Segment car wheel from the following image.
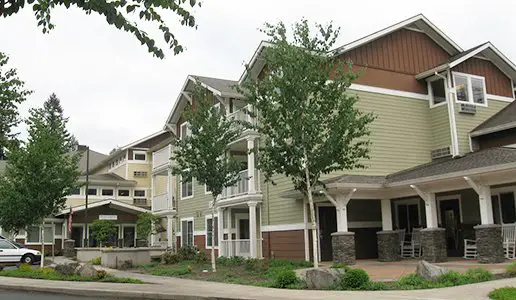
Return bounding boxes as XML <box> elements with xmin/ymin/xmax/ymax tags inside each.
<box><xmin>21</xmin><ymin>254</ymin><xmax>35</xmax><ymax>265</ymax></box>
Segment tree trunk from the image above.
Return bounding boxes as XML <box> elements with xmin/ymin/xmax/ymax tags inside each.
<box><xmin>40</xmin><ymin>224</ymin><xmax>45</xmax><ymax>268</ymax></box>
<box><xmin>211</xmin><ymin>198</ymin><xmax>217</xmax><ymax>272</ymax></box>
<box><xmin>303</xmin><ymin>157</ymin><xmax>319</xmax><ymax>268</ymax></box>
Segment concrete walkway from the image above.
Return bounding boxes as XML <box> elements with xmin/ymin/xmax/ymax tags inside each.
<box><xmin>1</xmin><ymin>267</ymin><xmax>515</xmax><ymax>300</ymax></box>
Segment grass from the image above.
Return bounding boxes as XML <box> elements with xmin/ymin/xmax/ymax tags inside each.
<box><xmin>489</xmin><ymin>287</ymin><xmax>516</xmax><ymax>300</ymax></box>
<box><xmin>0</xmin><ymin>266</ymin><xmax>143</xmax><ymax>284</ymax></box>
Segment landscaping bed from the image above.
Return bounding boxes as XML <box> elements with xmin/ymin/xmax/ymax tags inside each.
<box><xmin>489</xmin><ymin>287</ymin><xmax>516</xmax><ymax>300</ymax></box>
<box><xmin>0</xmin><ymin>263</ymin><xmax>143</xmax><ymax>284</ymax></box>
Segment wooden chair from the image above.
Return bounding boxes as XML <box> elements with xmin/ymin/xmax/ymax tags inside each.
<box><xmin>463</xmin><ymin>239</ymin><xmax>477</xmax><ymax>259</ymax></box>
<box><xmin>402</xmin><ymin>228</ymin><xmax>422</xmax><ymax>258</ymax></box>
<box><xmin>502</xmin><ymin>223</ymin><xmax>516</xmax><ymax>260</ymax></box>
<box><xmin>396</xmin><ymin>229</ymin><xmax>406</xmax><ymax>258</ymax></box>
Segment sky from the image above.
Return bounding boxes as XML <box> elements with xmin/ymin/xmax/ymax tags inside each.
<box><xmin>1</xmin><ymin>0</ymin><xmax>516</xmax><ymax>154</ymax></box>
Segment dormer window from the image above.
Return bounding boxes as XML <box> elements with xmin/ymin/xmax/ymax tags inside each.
<box><xmin>452</xmin><ymin>72</ymin><xmax>487</xmax><ymax>106</ymax></box>
<box><xmin>180</xmin><ymin>122</ymin><xmax>191</xmax><ymax>140</ymax></box>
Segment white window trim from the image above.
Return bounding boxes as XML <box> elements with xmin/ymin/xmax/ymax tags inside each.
<box><xmin>101</xmin><ymin>188</ymin><xmax>115</xmax><ymax>197</ymax></box>
<box><xmin>180</xmin><ymin>122</ymin><xmax>191</xmax><ymax>140</ymax></box>
<box><xmin>427</xmin><ymin>78</ymin><xmax>448</xmax><ymax>109</ymax></box>
<box><xmin>117</xmin><ymin>188</ymin><xmax>132</xmax><ymax>198</ymax></box>
<box><xmin>180</xmin><ymin>217</ymin><xmax>194</xmax><ymax>248</ymax></box>
<box><xmin>393</xmin><ymin>198</ymin><xmax>422</xmax><ymax>230</ymax></box>
<box><xmin>180</xmin><ymin>174</ymin><xmax>194</xmax><ymax>200</ymax></box>
<box><xmin>205</xmin><ymin>215</ymin><xmax>219</xmax><ymax>249</ymax></box>
<box><xmin>205</xmin><ymin>184</ymin><xmax>211</xmax><ymax>195</ymax></box>
<box><xmin>134</xmin><ymin>189</ymin><xmax>146</xmax><ymax>198</ymax></box>
<box><xmin>133</xmin><ymin>151</ymin><xmax>147</xmax><ymax>161</ymax></box>
<box><xmin>25</xmin><ymin>224</ymin><xmax>55</xmax><ymax>245</ymax></box>
<box><xmin>86</xmin><ymin>187</ymin><xmax>98</xmax><ymax>196</ymax></box>
<box><xmin>436</xmin><ymin>194</ymin><xmax>463</xmax><ymax>224</ymax></box>
<box><xmin>452</xmin><ymin>71</ymin><xmax>488</xmax><ymax>107</ymax></box>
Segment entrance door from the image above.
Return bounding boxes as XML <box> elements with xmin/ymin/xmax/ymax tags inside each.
<box><xmin>396</xmin><ymin>203</ymin><xmax>420</xmax><ymax>231</ymax></box>
<box><xmin>237</xmin><ymin>218</ymin><xmax>250</xmax><ymax>257</ymax></box>
<box><xmin>318</xmin><ymin>206</ymin><xmax>337</xmax><ymax>261</ymax></box>
<box><xmin>238</xmin><ymin>219</ymin><xmax>250</xmax><ymax>240</ymax></box>
<box><xmin>123</xmin><ymin>226</ymin><xmax>136</xmax><ymax>247</ymax></box>
<box><xmin>439</xmin><ymin>199</ymin><xmax>461</xmax><ymax>257</ymax></box>
<box><xmin>71</xmin><ymin>226</ymin><xmax>83</xmax><ymax>247</ymax></box>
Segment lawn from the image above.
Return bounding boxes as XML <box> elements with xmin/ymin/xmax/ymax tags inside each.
<box><xmin>489</xmin><ymin>287</ymin><xmax>516</xmax><ymax>300</ymax></box>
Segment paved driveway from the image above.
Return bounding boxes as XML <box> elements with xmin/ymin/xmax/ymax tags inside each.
<box><xmin>0</xmin><ymin>290</ymin><xmax>99</xmax><ymax>300</ymax></box>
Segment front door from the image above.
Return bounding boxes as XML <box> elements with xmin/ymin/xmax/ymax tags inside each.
<box><xmin>237</xmin><ymin>218</ymin><xmax>250</xmax><ymax>257</ymax></box>
<box><xmin>318</xmin><ymin>206</ymin><xmax>337</xmax><ymax>261</ymax></box>
<box><xmin>440</xmin><ymin>199</ymin><xmax>461</xmax><ymax>257</ymax></box>
<box><xmin>123</xmin><ymin>226</ymin><xmax>136</xmax><ymax>247</ymax></box>
<box><xmin>71</xmin><ymin>226</ymin><xmax>83</xmax><ymax>248</ymax></box>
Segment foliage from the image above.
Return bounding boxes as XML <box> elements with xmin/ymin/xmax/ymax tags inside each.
<box><xmin>90</xmin><ymin>257</ymin><xmax>101</xmax><ymax>266</ymax></box>
<box><xmin>330</xmin><ymin>262</ymin><xmax>350</xmax><ymax>271</ymax></box>
<box><xmin>0</xmin><ymin>93</ymin><xmax>80</xmax><ymax>236</ymax></box>
<box><xmin>136</xmin><ymin>212</ymin><xmax>163</xmax><ymax>240</ymax></box>
<box><xmin>54</xmin><ymin>262</ymin><xmax>79</xmax><ymax>276</ymax></box>
<box><xmin>89</xmin><ymin>220</ymin><xmax>118</xmax><ymax>247</ymax></box>
<box><xmin>0</xmin><ymin>52</ymin><xmax>32</xmax><ymax>155</ymax></box>
<box><xmin>194</xmin><ymin>251</ymin><xmax>209</xmax><ymax>264</ymax></box>
<box><xmin>239</xmin><ymin>19</ymin><xmax>375</xmax><ymax>266</ymax></box>
<box><xmin>437</xmin><ymin>271</ymin><xmax>470</xmax><ymax>286</ymax></box>
<box><xmin>489</xmin><ymin>287</ymin><xmax>516</xmax><ymax>300</ymax></box>
<box><xmin>177</xmin><ymin>246</ymin><xmax>197</xmax><ymax>261</ymax></box>
<box><xmin>267</xmin><ymin>259</ymin><xmax>313</xmax><ymax>269</ymax></box>
<box><xmin>465</xmin><ymin>268</ymin><xmax>493</xmax><ymax>283</ymax></box>
<box><xmin>396</xmin><ymin>274</ymin><xmax>427</xmax><ymax>288</ymax></box>
<box><xmin>505</xmin><ymin>261</ymin><xmax>516</xmax><ymax>276</ymax></box>
<box><xmin>162</xmin><ymin>252</ymin><xmax>180</xmax><ymax>265</ymax></box>
<box><xmin>364</xmin><ymin>281</ymin><xmax>391</xmax><ymax>291</ymax></box>
<box><xmin>1</xmin><ymin>0</ymin><xmax>201</xmax><ymax>58</ymax></box>
<box><xmin>244</xmin><ymin>258</ymin><xmax>269</xmax><ymax>273</ymax></box>
<box><xmin>18</xmin><ymin>263</ymin><xmax>33</xmax><ymax>272</ymax></box>
<box><xmin>216</xmin><ymin>256</ymin><xmax>245</xmax><ymax>266</ymax></box>
<box><xmin>151</xmin><ymin>267</ymin><xmax>190</xmax><ymax>276</ymax></box>
<box><xmin>272</xmin><ymin>268</ymin><xmax>298</xmax><ymax>288</ymax></box>
<box><xmin>339</xmin><ymin>268</ymin><xmax>370</xmax><ymax>289</ymax></box>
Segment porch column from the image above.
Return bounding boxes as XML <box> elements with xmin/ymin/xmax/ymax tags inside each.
<box><xmin>167</xmin><ymin>216</ymin><xmax>173</xmax><ymax>249</ymax></box>
<box><xmin>248</xmin><ymin>201</ymin><xmax>258</xmax><ymax>258</ymax></box>
<box><xmin>377</xmin><ymin>199</ymin><xmax>400</xmax><ymax>262</ymax></box>
<box><xmin>464</xmin><ymin>177</ymin><xmax>504</xmax><ymax>263</ymax></box>
<box><xmin>227</xmin><ymin>208</ymin><xmax>233</xmax><ymax>257</ymax></box>
<box><xmin>247</xmin><ymin>138</ymin><xmax>256</xmax><ymax>194</ymax></box>
<box><xmin>167</xmin><ymin>172</ymin><xmax>174</xmax><ymax>210</ymax></box>
<box><xmin>217</xmin><ymin>208</ymin><xmax>224</xmax><ymax>257</ymax></box>
<box><xmin>332</xmin><ymin>190</ymin><xmax>356</xmax><ymax>265</ymax></box>
<box><xmin>411</xmin><ymin>185</ymin><xmax>447</xmax><ymax>263</ymax></box>
<box><xmin>151</xmin><ymin>174</ymin><xmax>156</xmax><ymax>211</ymax></box>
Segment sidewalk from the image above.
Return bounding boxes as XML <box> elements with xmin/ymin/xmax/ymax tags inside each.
<box><xmin>1</xmin><ymin>267</ymin><xmax>515</xmax><ymax>300</ymax></box>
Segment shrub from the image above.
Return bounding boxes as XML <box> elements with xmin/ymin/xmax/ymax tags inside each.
<box><xmin>194</xmin><ymin>251</ymin><xmax>209</xmax><ymax>264</ymax></box>
<box><xmin>18</xmin><ymin>264</ymin><xmax>33</xmax><ymax>272</ymax></box>
<box><xmin>465</xmin><ymin>268</ymin><xmax>493</xmax><ymax>283</ymax></box>
<box><xmin>505</xmin><ymin>262</ymin><xmax>516</xmax><ymax>276</ymax></box>
<box><xmin>177</xmin><ymin>246</ymin><xmax>197</xmax><ymax>261</ymax></box>
<box><xmin>37</xmin><ymin>267</ymin><xmax>57</xmax><ymax>276</ymax></box>
<box><xmin>91</xmin><ymin>257</ymin><xmax>101</xmax><ymax>266</ymax></box>
<box><xmin>273</xmin><ymin>268</ymin><xmax>298</xmax><ymax>288</ymax></box>
<box><xmin>54</xmin><ymin>263</ymin><xmax>79</xmax><ymax>276</ymax></box>
<box><xmin>365</xmin><ymin>281</ymin><xmax>391</xmax><ymax>291</ymax></box>
<box><xmin>396</xmin><ymin>274</ymin><xmax>427</xmax><ymax>288</ymax></box>
<box><xmin>162</xmin><ymin>252</ymin><xmax>180</xmax><ymax>265</ymax></box>
<box><xmin>339</xmin><ymin>268</ymin><xmax>370</xmax><ymax>289</ymax></box>
<box><xmin>119</xmin><ymin>260</ymin><xmax>133</xmax><ymax>270</ymax></box>
<box><xmin>331</xmin><ymin>263</ymin><xmax>350</xmax><ymax>271</ymax></box>
<box><xmin>489</xmin><ymin>287</ymin><xmax>516</xmax><ymax>300</ymax></box>
<box><xmin>96</xmin><ymin>270</ymin><xmax>107</xmax><ymax>279</ymax></box>
<box><xmin>244</xmin><ymin>258</ymin><xmax>269</xmax><ymax>272</ymax></box>
<box><xmin>438</xmin><ymin>271</ymin><xmax>470</xmax><ymax>286</ymax></box>
<box><xmin>216</xmin><ymin>256</ymin><xmax>245</xmax><ymax>266</ymax></box>
<box><xmin>151</xmin><ymin>267</ymin><xmax>190</xmax><ymax>277</ymax></box>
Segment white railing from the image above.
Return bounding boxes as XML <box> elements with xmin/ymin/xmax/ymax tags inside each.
<box><xmin>220</xmin><ymin>239</ymin><xmax>251</xmax><ymax>257</ymax></box>
<box><xmin>223</xmin><ymin>170</ymin><xmax>250</xmax><ymax>198</ymax></box>
<box><xmin>152</xmin><ymin>193</ymin><xmax>173</xmax><ymax>212</ymax></box>
<box><xmin>228</xmin><ymin>106</ymin><xmax>248</xmax><ymax>122</ymax></box>
<box><xmin>152</xmin><ymin>146</ymin><xmax>171</xmax><ymax>170</ymax></box>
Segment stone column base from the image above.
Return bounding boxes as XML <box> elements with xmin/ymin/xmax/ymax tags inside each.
<box><xmin>64</xmin><ymin>239</ymin><xmax>75</xmax><ymax>258</ymax></box>
<box><xmin>377</xmin><ymin>231</ymin><xmax>401</xmax><ymax>262</ymax></box>
<box><xmin>421</xmin><ymin>228</ymin><xmax>447</xmax><ymax>263</ymax></box>
<box><xmin>332</xmin><ymin>232</ymin><xmax>355</xmax><ymax>265</ymax></box>
<box><xmin>475</xmin><ymin>224</ymin><xmax>504</xmax><ymax>264</ymax></box>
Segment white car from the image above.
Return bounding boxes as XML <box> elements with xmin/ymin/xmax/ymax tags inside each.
<box><xmin>0</xmin><ymin>238</ymin><xmax>41</xmax><ymax>267</ymax></box>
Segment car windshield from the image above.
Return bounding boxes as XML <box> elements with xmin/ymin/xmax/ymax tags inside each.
<box><xmin>11</xmin><ymin>241</ymin><xmax>26</xmax><ymax>248</ymax></box>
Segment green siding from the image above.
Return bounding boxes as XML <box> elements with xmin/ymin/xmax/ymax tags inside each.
<box><xmin>455</xmin><ymin>100</ymin><xmax>509</xmax><ymax>154</ymax></box>
<box><xmin>430</xmin><ymin>104</ymin><xmax>451</xmax><ymax>149</ymax></box>
<box><xmin>261</xmin><ymin>176</ymin><xmax>304</xmax><ymax>226</ymax></box>
<box><xmin>176</xmin><ymin>179</ymin><xmax>212</xmax><ymax>232</ymax></box>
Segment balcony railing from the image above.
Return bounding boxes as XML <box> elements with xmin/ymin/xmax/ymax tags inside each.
<box><xmin>152</xmin><ymin>146</ymin><xmax>171</xmax><ymax>170</ymax></box>
<box><xmin>219</xmin><ymin>239</ymin><xmax>263</xmax><ymax>258</ymax></box>
<box><xmin>152</xmin><ymin>192</ymin><xmax>175</xmax><ymax>212</ymax></box>
<box><xmin>228</xmin><ymin>105</ymin><xmax>256</xmax><ymax>128</ymax></box>
<box><xmin>222</xmin><ymin>169</ymin><xmax>259</xmax><ymax>199</ymax></box>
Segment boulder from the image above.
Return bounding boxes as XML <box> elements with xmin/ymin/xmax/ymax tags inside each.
<box><xmin>296</xmin><ymin>268</ymin><xmax>345</xmax><ymax>289</ymax></box>
<box><xmin>77</xmin><ymin>263</ymin><xmax>97</xmax><ymax>278</ymax></box>
<box><xmin>416</xmin><ymin>260</ymin><xmax>447</xmax><ymax>281</ymax></box>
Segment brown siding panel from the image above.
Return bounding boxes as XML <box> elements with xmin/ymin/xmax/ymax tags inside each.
<box><xmin>453</xmin><ymin>58</ymin><xmax>513</xmax><ymax>98</ymax></box>
<box><xmin>477</xmin><ymin>128</ymin><xmax>516</xmax><ymax>149</ymax></box>
<box><xmin>262</xmin><ymin>230</ymin><xmax>306</xmax><ymax>260</ymax></box>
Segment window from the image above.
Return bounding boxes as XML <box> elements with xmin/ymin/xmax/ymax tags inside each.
<box><xmin>133</xmin><ymin>151</ymin><xmax>147</xmax><ymax>161</ymax></box>
<box><xmin>101</xmin><ymin>189</ymin><xmax>114</xmax><ymax>196</ymax></box>
<box><xmin>205</xmin><ymin>184</ymin><xmax>211</xmax><ymax>194</ymax></box>
<box><xmin>134</xmin><ymin>190</ymin><xmax>146</xmax><ymax>197</ymax></box>
<box><xmin>118</xmin><ymin>189</ymin><xmax>130</xmax><ymax>197</ymax></box>
<box><xmin>87</xmin><ymin>188</ymin><xmax>97</xmax><ymax>196</ymax></box>
<box><xmin>26</xmin><ymin>226</ymin><xmax>53</xmax><ymax>244</ymax></box>
<box><xmin>429</xmin><ymin>78</ymin><xmax>446</xmax><ymax>106</ymax></box>
<box><xmin>501</xmin><ymin>192</ymin><xmax>516</xmax><ymax>224</ymax></box>
<box><xmin>453</xmin><ymin>72</ymin><xmax>486</xmax><ymax>105</ymax></box>
<box><xmin>54</xmin><ymin>223</ymin><xmax>63</xmax><ymax>236</ymax></box>
<box><xmin>0</xmin><ymin>240</ymin><xmax>15</xmax><ymax>249</ymax></box>
<box><xmin>133</xmin><ymin>171</ymin><xmax>148</xmax><ymax>178</ymax></box>
<box><xmin>70</xmin><ymin>188</ymin><xmax>81</xmax><ymax>195</ymax></box>
<box><xmin>181</xmin><ymin>219</ymin><xmax>194</xmax><ymax>247</ymax></box>
<box><xmin>206</xmin><ymin>216</ymin><xmax>218</xmax><ymax>248</ymax></box>
<box><xmin>181</xmin><ymin>175</ymin><xmax>193</xmax><ymax>199</ymax></box>
<box><xmin>180</xmin><ymin>122</ymin><xmax>191</xmax><ymax>140</ymax></box>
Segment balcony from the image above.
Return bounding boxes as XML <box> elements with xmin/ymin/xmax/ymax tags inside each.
<box><xmin>152</xmin><ymin>145</ymin><xmax>171</xmax><ymax>172</ymax></box>
<box><xmin>220</xmin><ymin>169</ymin><xmax>262</xmax><ymax>204</ymax></box>
<box><xmin>219</xmin><ymin>239</ymin><xmax>263</xmax><ymax>258</ymax></box>
<box><xmin>228</xmin><ymin>105</ymin><xmax>256</xmax><ymax>130</ymax></box>
<box><xmin>152</xmin><ymin>192</ymin><xmax>175</xmax><ymax>212</ymax></box>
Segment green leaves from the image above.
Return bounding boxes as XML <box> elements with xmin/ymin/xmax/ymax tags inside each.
<box><xmin>2</xmin><ymin>0</ymin><xmax>201</xmax><ymax>59</ymax></box>
<box><xmin>90</xmin><ymin>220</ymin><xmax>118</xmax><ymax>245</ymax></box>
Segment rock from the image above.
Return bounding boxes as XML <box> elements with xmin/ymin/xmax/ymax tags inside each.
<box><xmin>77</xmin><ymin>263</ymin><xmax>97</xmax><ymax>278</ymax></box>
<box><xmin>296</xmin><ymin>268</ymin><xmax>345</xmax><ymax>289</ymax></box>
<box><xmin>416</xmin><ymin>260</ymin><xmax>447</xmax><ymax>281</ymax></box>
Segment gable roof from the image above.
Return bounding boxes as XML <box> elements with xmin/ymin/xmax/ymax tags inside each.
<box><xmin>416</xmin><ymin>42</ymin><xmax>516</xmax><ymax>81</ymax></box>
<box><xmin>470</xmin><ymin>101</ymin><xmax>516</xmax><ymax>137</ymax></box>
<box><xmin>79</xmin><ymin>149</ymin><xmax>107</xmax><ymax>173</ymax></box>
<box><xmin>77</xmin><ymin>173</ymin><xmax>136</xmax><ymax>186</ymax></box>
<box><xmin>56</xmin><ymin>199</ymin><xmax>149</xmax><ymax>216</ymax></box>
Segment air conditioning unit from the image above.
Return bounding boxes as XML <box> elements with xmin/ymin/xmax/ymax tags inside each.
<box><xmin>431</xmin><ymin>146</ymin><xmax>452</xmax><ymax>160</ymax></box>
<box><xmin>459</xmin><ymin>103</ymin><xmax>476</xmax><ymax>114</ymax></box>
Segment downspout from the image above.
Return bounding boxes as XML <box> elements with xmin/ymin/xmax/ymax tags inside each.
<box><xmin>435</xmin><ymin>71</ymin><xmax>460</xmax><ymax>157</ymax></box>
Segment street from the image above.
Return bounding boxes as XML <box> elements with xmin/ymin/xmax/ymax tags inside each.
<box><xmin>0</xmin><ymin>290</ymin><xmax>102</xmax><ymax>300</ymax></box>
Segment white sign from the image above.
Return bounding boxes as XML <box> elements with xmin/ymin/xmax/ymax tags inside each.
<box><xmin>99</xmin><ymin>215</ymin><xmax>117</xmax><ymax>220</ymax></box>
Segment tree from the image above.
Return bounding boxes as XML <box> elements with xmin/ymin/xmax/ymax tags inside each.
<box><xmin>0</xmin><ymin>52</ymin><xmax>32</xmax><ymax>157</ymax></box>
<box><xmin>239</xmin><ymin>20</ymin><xmax>376</xmax><ymax>267</ymax></box>
<box><xmin>89</xmin><ymin>220</ymin><xmax>118</xmax><ymax>247</ymax></box>
<box><xmin>0</xmin><ymin>93</ymin><xmax>80</xmax><ymax>266</ymax></box>
<box><xmin>1</xmin><ymin>0</ymin><xmax>201</xmax><ymax>58</ymax></box>
<box><xmin>136</xmin><ymin>212</ymin><xmax>164</xmax><ymax>246</ymax></box>
<box><xmin>171</xmin><ymin>84</ymin><xmax>243</xmax><ymax>272</ymax></box>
